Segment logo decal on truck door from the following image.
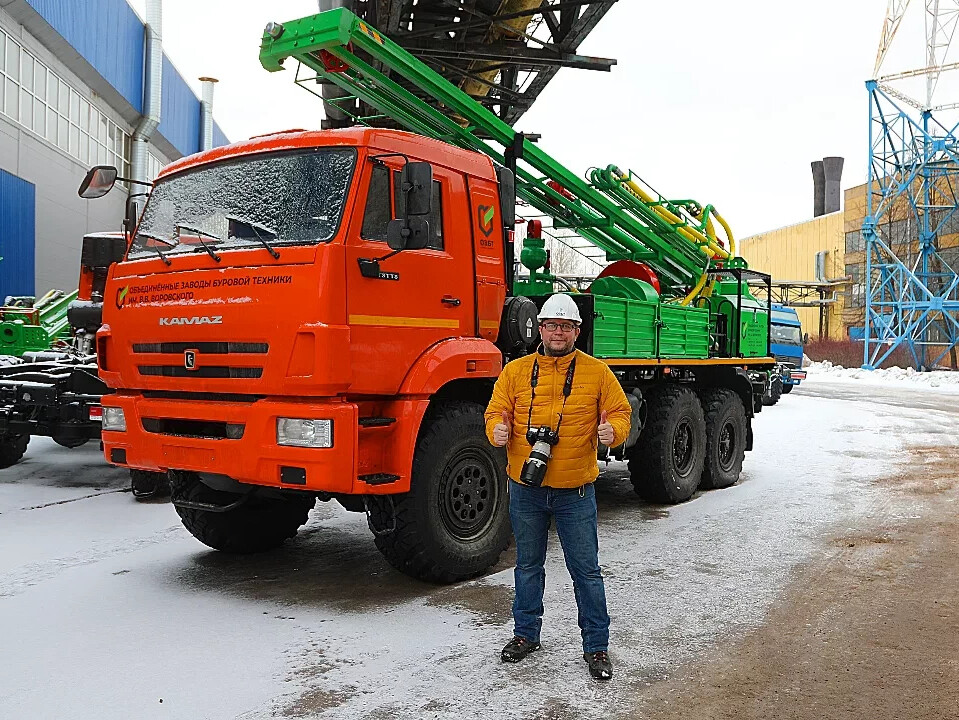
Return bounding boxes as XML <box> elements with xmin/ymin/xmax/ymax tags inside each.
<box><xmin>478</xmin><ymin>205</ymin><xmax>495</xmax><ymax>237</ymax></box>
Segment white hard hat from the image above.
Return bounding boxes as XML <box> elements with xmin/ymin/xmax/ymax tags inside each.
<box><xmin>537</xmin><ymin>294</ymin><xmax>582</xmax><ymax>324</ymax></box>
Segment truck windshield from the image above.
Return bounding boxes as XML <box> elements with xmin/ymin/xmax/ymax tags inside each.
<box><xmin>771</xmin><ymin>324</ymin><xmax>802</xmax><ymax>345</ymax></box>
<box><xmin>128</xmin><ymin>148</ymin><xmax>357</xmax><ymax>259</ymax></box>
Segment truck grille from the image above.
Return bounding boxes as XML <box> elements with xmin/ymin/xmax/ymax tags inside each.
<box><xmin>138</xmin><ymin>366</ymin><xmax>263</xmax><ymax>379</ymax></box>
<box><xmin>133</xmin><ymin>342</ymin><xmax>268</xmax><ymax>354</ymax></box>
<box><xmin>142</xmin><ymin>417</ymin><xmax>245</xmax><ymax>439</ymax></box>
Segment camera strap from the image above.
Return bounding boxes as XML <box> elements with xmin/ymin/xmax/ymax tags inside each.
<box><xmin>527</xmin><ymin>355</ymin><xmax>577</xmax><ymax>434</ymax></box>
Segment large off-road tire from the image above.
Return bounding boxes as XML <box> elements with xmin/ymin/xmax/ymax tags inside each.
<box><xmin>781</xmin><ymin>383</ymin><xmax>794</xmax><ymax>394</ymax></box>
<box><xmin>131</xmin><ymin>469</ymin><xmax>171</xmax><ymax>500</ymax></box>
<box><xmin>628</xmin><ymin>386</ymin><xmax>706</xmax><ymax>504</ymax></box>
<box><xmin>169</xmin><ymin>470</ymin><xmax>315</xmax><ymax>554</ymax></box>
<box><xmin>367</xmin><ymin>401</ymin><xmax>510</xmax><ymax>583</ymax></box>
<box><xmin>762</xmin><ymin>376</ymin><xmax>783</xmax><ymax>406</ymax></box>
<box><xmin>698</xmin><ymin>389</ymin><xmax>747</xmax><ymax>490</ymax></box>
<box><xmin>0</xmin><ymin>434</ymin><xmax>28</xmax><ymax>468</ymax></box>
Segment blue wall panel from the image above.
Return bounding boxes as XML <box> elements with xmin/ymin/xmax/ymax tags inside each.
<box><xmin>0</xmin><ymin>170</ymin><xmax>36</xmax><ymax>297</ymax></box>
<box><xmin>212</xmin><ymin>122</ymin><xmax>229</xmax><ymax>149</ymax></box>
<box><xmin>26</xmin><ymin>0</ymin><xmax>143</xmax><ymax>112</ymax></box>
<box><xmin>157</xmin><ymin>55</ymin><xmax>200</xmax><ymax>157</ymax></box>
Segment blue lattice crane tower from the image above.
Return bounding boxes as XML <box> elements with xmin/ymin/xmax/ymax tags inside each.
<box><xmin>863</xmin><ymin>2</ymin><xmax>959</xmax><ymax>370</ymax></box>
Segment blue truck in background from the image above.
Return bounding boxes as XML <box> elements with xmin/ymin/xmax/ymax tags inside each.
<box><xmin>763</xmin><ymin>304</ymin><xmax>808</xmax><ymax>405</ymax></box>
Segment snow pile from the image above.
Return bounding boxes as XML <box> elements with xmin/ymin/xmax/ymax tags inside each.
<box><xmin>807</xmin><ymin>360</ymin><xmax>959</xmax><ymax>391</ymax></box>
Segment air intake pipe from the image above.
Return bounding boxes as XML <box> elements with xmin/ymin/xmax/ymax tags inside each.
<box><xmin>131</xmin><ymin>0</ymin><xmax>162</xmax><ymax>187</ymax></box>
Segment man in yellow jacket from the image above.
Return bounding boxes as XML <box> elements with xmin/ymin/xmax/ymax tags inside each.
<box><xmin>485</xmin><ymin>293</ymin><xmax>631</xmax><ymax>681</ymax></box>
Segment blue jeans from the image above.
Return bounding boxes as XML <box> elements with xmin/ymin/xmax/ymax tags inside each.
<box><xmin>509</xmin><ymin>480</ymin><xmax>609</xmax><ymax>653</ymax></box>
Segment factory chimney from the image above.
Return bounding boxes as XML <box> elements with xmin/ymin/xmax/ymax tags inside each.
<box><xmin>812</xmin><ymin>157</ymin><xmax>844</xmax><ymax>217</ymax></box>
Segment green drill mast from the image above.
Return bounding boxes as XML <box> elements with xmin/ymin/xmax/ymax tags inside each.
<box><xmin>258</xmin><ymin>8</ymin><xmax>770</xmax><ymax>361</ymax></box>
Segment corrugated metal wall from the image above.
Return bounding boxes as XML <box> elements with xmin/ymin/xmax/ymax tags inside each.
<box><xmin>158</xmin><ymin>54</ymin><xmax>201</xmax><ymax>158</ymax></box>
<box><xmin>0</xmin><ymin>169</ymin><xmax>36</xmax><ymax>297</ymax></box>
<box><xmin>212</xmin><ymin>122</ymin><xmax>229</xmax><ymax>150</ymax></box>
<box><xmin>24</xmin><ymin>0</ymin><xmax>230</xmax><ymax>156</ymax></box>
<box><xmin>25</xmin><ymin>0</ymin><xmax>144</xmax><ymax>112</ymax></box>
<box><xmin>738</xmin><ymin>212</ymin><xmax>846</xmax><ymax>339</ymax></box>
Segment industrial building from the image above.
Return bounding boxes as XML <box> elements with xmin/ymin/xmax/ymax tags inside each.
<box><xmin>0</xmin><ymin>0</ymin><xmax>227</xmax><ymax>298</ymax></box>
<box><xmin>739</xmin><ymin>158</ymin><xmax>849</xmax><ymax>341</ymax></box>
<box><xmin>741</xmin><ymin>164</ymin><xmax>959</xmax><ymax>357</ymax></box>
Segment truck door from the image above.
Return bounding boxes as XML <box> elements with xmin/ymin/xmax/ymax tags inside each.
<box><xmin>345</xmin><ymin>160</ymin><xmax>475</xmax><ymax>395</ymax></box>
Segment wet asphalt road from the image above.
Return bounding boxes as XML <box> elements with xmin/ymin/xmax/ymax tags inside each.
<box><xmin>0</xmin><ymin>379</ymin><xmax>951</xmax><ymax>719</ymax></box>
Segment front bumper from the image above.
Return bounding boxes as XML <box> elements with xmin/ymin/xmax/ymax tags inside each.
<box><xmin>101</xmin><ymin>394</ymin><xmax>357</xmax><ymax>493</ymax></box>
<box><xmin>785</xmin><ymin>368</ymin><xmax>806</xmax><ymax>384</ymax></box>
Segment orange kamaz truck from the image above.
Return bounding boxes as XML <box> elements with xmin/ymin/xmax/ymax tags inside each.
<box><xmin>88</xmin><ymin>9</ymin><xmax>774</xmax><ymax>582</ymax></box>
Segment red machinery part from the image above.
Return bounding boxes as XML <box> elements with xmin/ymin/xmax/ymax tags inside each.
<box><xmin>591</xmin><ymin>260</ymin><xmax>661</xmax><ymax>294</ymax></box>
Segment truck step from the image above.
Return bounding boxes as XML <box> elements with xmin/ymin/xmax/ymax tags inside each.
<box><xmin>359</xmin><ymin>473</ymin><xmax>400</xmax><ymax>485</ymax></box>
<box><xmin>358</xmin><ymin>417</ymin><xmax>397</xmax><ymax>428</ymax></box>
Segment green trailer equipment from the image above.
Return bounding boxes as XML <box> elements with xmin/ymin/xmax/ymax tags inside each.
<box><xmin>0</xmin><ymin>289</ymin><xmax>77</xmax><ymax>358</ymax></box>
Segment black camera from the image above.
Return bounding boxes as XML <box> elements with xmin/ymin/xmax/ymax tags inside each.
<box><xmin>520</xmin><ymin>426</ymin><xmax>560</xmax><ymax>487</ymax></box>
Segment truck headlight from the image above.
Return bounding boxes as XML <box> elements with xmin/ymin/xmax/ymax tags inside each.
<box><xmin>102</xmin><ymin>407</ymin><xmax>127</xmax><ymax>431</ymax></box>
<box><xmin>276</xmin><ymin>418</ymin><xmax>333</xmax><ymax>448</ymax></box>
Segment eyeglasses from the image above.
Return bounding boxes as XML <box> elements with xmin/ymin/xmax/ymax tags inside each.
<box><xmin>541</xmin><ymin>321</ymin><xmax>578</xmax><ymax>333</ymax></box>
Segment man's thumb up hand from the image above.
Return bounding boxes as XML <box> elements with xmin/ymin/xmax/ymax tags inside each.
<box><xmin>598</xmin><ymin>410</ymin><xmax>614</xmax><ymax>447</ymax></box>
<box><xmin>493</xmin><ymin>411</ymin><xmax>511</xmax><ymax>447</ymax></box>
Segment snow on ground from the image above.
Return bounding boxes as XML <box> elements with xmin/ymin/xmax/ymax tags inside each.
<box><xmin>0</xmin><ymin>388</ymin><xmax>953</xmax><ymax>719</ymax></box>
<box><xmin>806</xmin><ymin>360</ymin><xmax>959</xmax><ymax>392</ymax></box>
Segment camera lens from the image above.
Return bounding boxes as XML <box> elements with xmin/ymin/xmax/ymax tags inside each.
<box><xmin>520</xmin><ymin>440</ymin><xmax>551</xmax><ymax>487</ymax></box>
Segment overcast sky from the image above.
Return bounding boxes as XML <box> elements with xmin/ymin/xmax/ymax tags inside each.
<box><xmin>129</xmin><ymin>1</ymin><xmax>898</xmax><ymax>238</ymax></box>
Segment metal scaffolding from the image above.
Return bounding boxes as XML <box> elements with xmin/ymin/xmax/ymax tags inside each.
<box><xmin>863</xmin><ymin>0</ymin><xmax>959</xmax><ymax>369</ymax></box>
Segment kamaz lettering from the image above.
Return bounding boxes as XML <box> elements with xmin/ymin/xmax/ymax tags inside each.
<box><xmin>158</xmin><ymin>316</ymin><xmax>223</xmax><ymax>326</ymax></box>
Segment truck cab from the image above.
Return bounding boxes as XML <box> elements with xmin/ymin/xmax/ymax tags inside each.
<box><xmin>770</xmin><ymin>304</ymin><xmax>806</xmax><ymax>395</ymax></box>
<box><xmin>96</xmin><ymin>128</ymin><xmax>518</xmax><ymax>581</ymax></box>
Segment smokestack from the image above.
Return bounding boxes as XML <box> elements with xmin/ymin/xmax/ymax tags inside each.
<box><xmin>823</xmin><ymin>156</ymin><xmax>844</xmax><ymax>214</ymax></box>
<box><xmin>811</xmin><ymin>160</ymin><xmax>825</xmax><ymax>217</ymax></box>
<box><xmin>198</xmin><ymin>77</ymin><xmax>218</xmax><ymax>151</ymax></box>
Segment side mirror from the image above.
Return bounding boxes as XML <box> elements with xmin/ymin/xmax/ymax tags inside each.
<box><xmin>803</xmin><ymin>332</ymin><xmax>810</xmax><ymax>345</ymax></box>
<box><xmin>387</xmin><ymin>217</ymin><xmax>430</xmax><ymax>251</ymax></box>
<box><xmin>496</xmin><ymin>166</ymin><xmax>516</xmax><ymax>227</ymax></box>
<box><xmin>78</xmin><ymin>166</ymin><xmax>119</xmax><ymax>199</ymax></box>
<box><xmin>400</xmin><ymin>162</ymin><xmax>433</xmax><ymax>216</ymax></box>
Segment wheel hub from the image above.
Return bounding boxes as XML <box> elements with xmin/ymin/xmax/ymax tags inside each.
<box><xmin>718</xmin><ymin>421</ymin><xmax>736</xmax><ymax>471</ymax></box>
<box><xmin>439</xmin><ymin>451</ymin><xmax>499</xmax><ymax>541</ymax></box>
<box><xmin>673</xmin><ymin>419</ymin><xmax>695</xmax><ymax>477</ymax></box>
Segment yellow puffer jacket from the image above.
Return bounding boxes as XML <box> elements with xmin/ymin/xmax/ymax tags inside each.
<box><xmin>484</xmin><ymin>349</ymin><xmax>632</xmax><ymax>488</ymax></box>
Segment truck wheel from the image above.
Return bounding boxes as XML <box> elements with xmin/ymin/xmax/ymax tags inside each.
<box><xmin>781</xmin><ymin>383</ymin><xmax>793</xmax><ymax>394</ymax></box>
<box><xmin>53</xmin><ymin>435</ymin><xmax>89</xmax><ymax>449</ymax></box>
<box><xmin>762</xmin><ymin>376</ymin><xmax>783</xmax><ymax>406</ymax></box>
<box><xmin>169</xmin><ymin>471</ymin><xmax>315</xmax><ymax>554</ymax></box>
<box><xmin>0</xmin><ymin>434</ymin><xmax>28</xmax><ymax>468</ymax></box>
<box><xmin>628</xmin><ymin>386</ymin><xmax>706</xmax><ymax>504</ymax></box>
<box><xmin>367</xmin><ymin>401</ymin><xmax>510</xmax><ymax>583</ymax></box>
<box><xmin>698</xmin><ymin>389</ymin><xmax>746</xmax><ymax>490</ymax></box>
<box><xmin>131</xmin><ymin>469</ymin><xmax>171</xmax><ymax>500</ymax></box>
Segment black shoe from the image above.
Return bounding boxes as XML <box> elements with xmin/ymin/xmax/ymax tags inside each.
<box><xmin>584</xmin><ymin>651</ymin><xmax>613</xmax><ymax>680</ymax></box>
<box><xmin>501</xmin><ymin>637</ymin><xmax>540</xmax><ymax>663</ymax></box>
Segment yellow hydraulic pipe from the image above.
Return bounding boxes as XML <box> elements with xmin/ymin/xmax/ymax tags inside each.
<box><xmin>679</xmin><ymin>270</ymin><xmax>709</xmax><ymax>306</ymax></box>
<box><xmin>614</xmin><ymin>171</ymin><xmax>730</xmax><ymax>259</ymax></box>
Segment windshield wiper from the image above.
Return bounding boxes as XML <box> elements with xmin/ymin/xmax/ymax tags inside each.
<box><xmin>175</xmin><ymin>223</ymin><xmax>222</xmax><ymax>263</ymax></box>
<box><xmin>226</xmin><ymin>216</ymin><xmax>280</xmax><ymax>259</ymax></box>
<box><xmin>136</xmin><ymin>231</ymin><xmax>174</xmax><ymax>266</ymax></box>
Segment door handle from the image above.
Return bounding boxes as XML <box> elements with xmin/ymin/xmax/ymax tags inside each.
<box><xmin>441</xmin><ymin>295</ymin><xmax>461</xmax><ymax>307</ymax></box>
